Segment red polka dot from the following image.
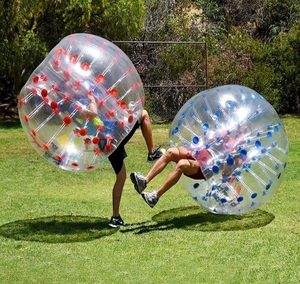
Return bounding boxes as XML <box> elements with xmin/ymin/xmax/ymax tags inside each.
<box><xmin>51</xmin><ymin>101</ymin><xmax>58</xmax><ymax>109</ymax></box>
<box><xmin>81</xmin><ymin>62</ymin><xmax>90</xmax><ymax>71</ymax></box>
<box><xmin>94</xmin><ymin>147</ymin><xmax>101</xmax><ymax>155</ymax></box>
<box><xmin>41</xmin><ymin>89</ymin><xmax>48</xmax><ymax>97</ymax></box>
<box><xmin>96</xmin><ymin>125</ymin><xmax>103</xmax><ymax>132</ymax></box>
<box><xmin>33</xmin><ymin>76</ymin><xmax>39</xmax><ymax>84</ymax></box>
<box><xmin>120</xmin><ymin>101</ymin><xmax>127</xmax><ymax>109</ymax></box>
<box><xmin>63</xmin><ymin>116</ymin><xmax>72</xmax><ymax>125</ymax></box>
<box><xmin>19</xmin><ymin>98</ymin><xmax>25</xmax><ymax>106</ymax></box>
<box><xmin>128</xmin><ymin>115</ymin><xmax>133</xmax><ymax>124</ymax></box>
<box><xmin>96</xmin><ymin>74</ymin><xmax>105</xmax><ymax>83</ymax></box>
<box><xmin>105</xmin><ymin>144</ymin><xmax>113</xmax><ymax>151</ymax></box>
<box><xmin>52</xmin><ymin>84</ymin><xmax>59</xmax><ymax>91</ymax></box>
<box><xmin>107</xmin><ymin>135</ymin><xmax>114</xmax><ymax>142</ymax></box>
<box><xmin>110</xmin><ymin>89</ymin><xmax>118</xmax><ymax>97</ymax></box>
<box><xmin>64</xmin><ymin>70</ymin><xmax>71</xmax><ymax>79</ymax></box>
<box><xmin>69</xmin><ymin>54</ymin><xmax>77</xmax><ymax>63</ymax></box>
<box><xmin>92</xmin><ymin>137</ymin><xmax>100</xmax><ymax>144</ymax></box>
<box><xmin>108</xmin><ymin>110</ymin><xmax>115</xmax><ymax>117</ymax></box>
<box><xmin>75</xmin><ymin>104</ymin><xmax>82</xmax><ymax>111</ymax></box>
<box><xmin>63</xmin><ymin>94</ymin><xmax>70</xmax><ymax>101</ymax></box>
<box><xmin>55</xmin><ymin>48</ymin><xmax>63</xmax><ymax>55</ymax></box>
<box><xmin>43</xmin><ymin>144</ymin><xmax>49</xmax><ymax>150</ymax></box>
<box><xmin>97</xmin><ymin>100</ymin><xmax>104</xmax><ymax>107</ymax></box>
<box><xmin>79</xmin><ymin>128</ymin><xmax>87</xmax><ymax>136</ymax></box>
<box><xmin>31</xmin><ymin>88</ymin><xmax>37</xmax><ymax>94</ymax></box>
<box><xmin>40</xmin><ymin>74</ymin><xmax>47</xmax><ymax>81</ymax></box>
<box><xmin>55</xmin><ymin>155</ymin><xmax>62</xmax><ymax>161</ymax></box>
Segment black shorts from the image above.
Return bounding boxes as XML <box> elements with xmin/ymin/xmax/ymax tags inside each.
<box><xmin>108</xmin><ymin>120</ymin><xmax>140</xmax><ymax>174</ymax></box>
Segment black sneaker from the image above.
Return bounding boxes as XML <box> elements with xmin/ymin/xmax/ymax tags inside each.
<box><xmin>147</xmin><ymin>147</ymin><xmax>165</xmax><ymax>163</ymax></box>
<box><xmin>108</xmin><ymin>216</ymin><xmax>125</xmax><ymax>228</ymax></box>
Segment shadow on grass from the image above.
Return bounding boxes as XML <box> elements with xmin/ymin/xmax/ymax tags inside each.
<box><xmin>0</xmin><ymin>215</ymin><xmax>118</xmax><ymax>243</ymax></box>
<box><xmin>0</xmin><ymin>121</ymin><xmax>21</xmax><ymax>129</ymax></box>
<box><xmin>122</xmin><ymin>206</ymin><xmax>275</xmax><ymax>234</ymax></box>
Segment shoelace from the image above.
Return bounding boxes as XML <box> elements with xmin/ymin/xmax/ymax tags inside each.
<box><xmin>153</xmin><ymin>145</ymin><xmax>161</xmax><ymax>154</ymax></box>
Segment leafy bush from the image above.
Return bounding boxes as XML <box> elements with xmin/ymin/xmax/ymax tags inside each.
<box><xmin>272</xmin><ymin>20</ymin><xmax>300</xmax><ymax>114</ymax></box>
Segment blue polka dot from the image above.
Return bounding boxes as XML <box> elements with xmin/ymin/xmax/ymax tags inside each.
<box><xmin>212</xmin><ymin>166</ymin><xmax>220</xmax><ymax>174</ymax></box>
<box><xmin>211</xmin><ymin>185</ymin><xmax>218</xmax><ymax>190</ymax></box>
<box><xmin>226</xmin><ymin>101</ymin><xmax>234</xmax><ymax>108</ymax></box>
<box><xmin>237</xmin><ymin>196</ymin><xmax>244</xmax><ymax>202</ymax></box>
<box><xmin>193</xmin><ymin>136</ymin><xmax>199</xmax><ymax>144</ymax></box>
<box><xmin>227</xmin><ymin>157</ymin><xmax>234</xmax><ymax>166</ymax></box>
<box><xmin>267</xmin><ymin>132</ymin><xmax>273</xmax><ymax>139</ymax></box>
<box><xmin>202</xmin><ymin>123</ymin><xmax>209</xmax><ymax>130</ymax></box>
<box><xmin>213</xmin><ymin>112</ymin><xmax>221</xmax><ymax>119</ymax></box>
<box><xmin>215</xmin><ymin>134</ymin><xmax>222</xmax><ymax>142</ymax></box>
<box><xmin>220</xmin><ymin>198</ymin><xmax>227</xmax><ymax>203</ymax></box>
<box><xmin>255</xmin><ymin>141</ymin><xmax>261</xmax><ymax>148</ymax></box>
<box><xmin>261</xmin><ymin>148</ymin><xmax>267</xmax><ymax>154</ymax></box>
<box><xmin>251</xmin><ymin>193</ymin><xmax>258</xmax><ymax>199</ymax></box>
<box><xmin>172</xmin><ymin>127</ymin><xmax>178</xmax><ymax>135</ymax></box>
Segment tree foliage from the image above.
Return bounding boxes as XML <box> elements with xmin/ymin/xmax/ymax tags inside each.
<box><xmin>193</xmin><ymin>0</ymin><xmax>300</xmax><ymax>114</ymax></box>
<box><xmin>272</xmin><ymin>20</ymin><xmax>300</xmax><ymax>113</ymax></box>
<box><xmin>0</xmin><ymin>0</ymin><xmax>144</xmax><ymax>118</ymax></box>
<box><xmin>0</xmin><ymin>0</ymin><xmax>300</xmax><ymax>120</ymax></box>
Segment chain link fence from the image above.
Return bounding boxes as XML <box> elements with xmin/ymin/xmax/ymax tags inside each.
<box><xmin>113</xmin><ymin>41</ymin><xmax>208</xmax><ymax>123</ymax></box>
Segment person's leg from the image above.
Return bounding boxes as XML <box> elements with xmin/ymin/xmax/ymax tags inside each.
<box><xmin>145</xmin><ymin>146</ymin><xmax>189</xmax><ymax>183</ymax></box>
<box><xmin>139</xmin><ymin>109</ymin><xmax>156</xmax><ymax>154</ymax></box>
<box><xmin>141</xmin><ymin>147</ymin><xmax>200</xmax><ymax>208</ymax></box>
<box><xmin>112</xmin><ymin>162</ymin><xmax>126</xmax><ymax>217</ymax></box>
<box><xmin>156</xmin><ymin>153</ymin><xmax>199</xmax><ymax>198</ymax></box>
<box><xmin>108</xmin><ymin>147</ymin><xmax>127</xmax><ymax>227</ymax></box>
<box><xmin>130</xmin><ymin>146</ymin><xmax>185</xmax><ymax>193</ymax></box>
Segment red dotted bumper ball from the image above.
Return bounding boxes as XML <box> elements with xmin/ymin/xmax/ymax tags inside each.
<box><xmin>18</xmin><ymin>34</ymin><xmax>144</xmax><ymax>172</ymax></box>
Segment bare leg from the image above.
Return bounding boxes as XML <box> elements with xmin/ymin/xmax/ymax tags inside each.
<box><xmin>145</xmin><ymin>147</ymin><xmax>182</xmax><ymax>182</ymax></box>
<box><xmin>112</xmin><ymin>163</ymin><xmax>126</xmax><ymax>217</ymax></box>
<box><xmin>156</xmin><ymin>158</ymin><xmax>199</xmax><ymax>198</ymax></box>
<box><xmin>139</xmin><ymin>109</ymin><xmax>156</xmax><ymax>154</ymax></box>
<box><xmin>145</xmin><ymin>146</ymin><xmax>199</xmax><ymax>196</ymax></box>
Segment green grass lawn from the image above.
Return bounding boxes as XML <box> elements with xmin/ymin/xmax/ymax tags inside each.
<box><xmin>0</xmin><ymin>117</ymin><xmax>299</xmax><ymax>284</ymax></box>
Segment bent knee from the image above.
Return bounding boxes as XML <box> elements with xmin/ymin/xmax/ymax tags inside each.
<box><xmin>164</xmin><ymin>148</ymin><xmax>180</xmax><ymax>161</ymax></box>
<box><xmin>140</xmin><ymin>109</ymin><xmax>149</xmax><ymax>120</ymax></box>
<box><xmin>176</xmin><ymin>159</ymin><xmax>191</xmax><ymax>171</ymax></box>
